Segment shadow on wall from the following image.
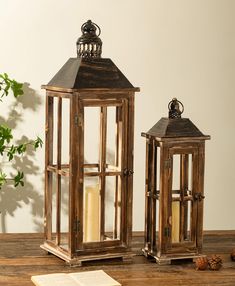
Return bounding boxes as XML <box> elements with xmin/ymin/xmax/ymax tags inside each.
<box><xmin>0</xmin><ymin>83</ymin><xmax>44</xmax><ymax>233</ymax></box>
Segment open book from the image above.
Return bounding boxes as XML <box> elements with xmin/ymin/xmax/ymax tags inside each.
<box><xmin>31</xmin><ymin>270</ymin><xmax>121</xmax><ymax>286</ymax></box>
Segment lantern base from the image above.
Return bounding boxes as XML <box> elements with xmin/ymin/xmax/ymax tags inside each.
<box><xmin>41</xmin><ymin>242</ymin><xmax>134</xmax><ymax>266</ymax></box>
<box><xmin>142</xmin><ymin>248</ymin><xmax>206</xmax><ymax>265</ymax></box>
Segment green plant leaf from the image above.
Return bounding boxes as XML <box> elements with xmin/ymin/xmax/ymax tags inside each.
<box><xmin>34</xmin><ymin>136</ymin><xmax>43</xmax><ymax>149</ymax></box>
<box><xmin>16</xmin><ymin>144</ymin><xmax>27</xmax><ymax>154</ymax></box>
<box><xmin>14</xmin><ymin>171</ymin><xmax>24</xmax><ymax>187</ymax></box>
<box><xmin>0</xmin><ymin>125</ymin><xmax>13</xmax><ymax>144</ymax></box>
<box><xmin>11</xmin><ymin>80</ymin><xmax>23</xmax><ymax>98</ymax></box>
<box><xmin>0</xmin><ymin>145</ymin><xmax>5</xmax><ymax>155</ymax></box>
<box><xmin>0</xmin><ymin>73</ymin><xmax>23</xmax><ymax>98</ymax></box>
<box><xmin>0</xmin><ymin>73</ymin><xmax>41</xmax><ymax>189</ymax></box>
<box><xmin>7</xmin><ymin>145</ymin><xmax>17</xmax><ymax>161</ymax></box>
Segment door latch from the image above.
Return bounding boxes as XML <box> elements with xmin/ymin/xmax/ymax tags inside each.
<box><xmin>193</xmin><ymin>193</ymin><xmax>205</xmax><ymax>201</ymax></box>
<box><xmin>123</xmin><ymin>168</ymin><xmax>134</xmax><ymax>176</ymax></box>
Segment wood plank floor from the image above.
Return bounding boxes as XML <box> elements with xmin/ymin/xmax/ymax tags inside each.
<box><xmin>0</xmin><ymin>231</ymin><xmax>234</xmax><ymax>286</ymax></box>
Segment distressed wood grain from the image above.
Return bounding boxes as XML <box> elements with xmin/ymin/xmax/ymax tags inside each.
<box><xmin>0</xmin><ymin>232</ymin><xmax>234</xmax><ymax>286</ymax></box>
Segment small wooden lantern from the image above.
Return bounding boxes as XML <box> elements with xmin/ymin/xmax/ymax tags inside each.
<box><xmin>41</xmin><ymin>20</ymin><xmax>139</xmax><ymax>265</ymax></box>
<box><xmin>141</xmin><ymin>98</ymin><xmax>210</xmax><ymax>264</ymax></box>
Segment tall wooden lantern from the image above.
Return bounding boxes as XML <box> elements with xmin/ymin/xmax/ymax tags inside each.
<box><xmin>142</xmin><ymin>98</ymin><xmax>210</xmax><ymax>264</ymax></box>
<box><xmin>41</xmin><ymin>20</ymin><xmax>139</xmax><ymax>265</ymax></box>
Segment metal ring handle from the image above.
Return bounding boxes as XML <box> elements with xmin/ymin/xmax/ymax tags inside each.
<box><xmin>81</xmin><ymin>20</ymin><xmax>101</xmax><ymax>36</ymax></box>
<box><xmin>168</xmin><ymin>98</ymin><xmax>184</xmax><ymax>115</ymax></box>
<box><xmin>94</xmin><ymin>22</ymin><xmax>101</xmax><ymax>36</ymax></box>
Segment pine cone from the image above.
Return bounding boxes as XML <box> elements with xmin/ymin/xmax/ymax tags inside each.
<box><xmin>195</xmin><ymin>256</ymin><xmax>208</xmax><ymax>270</ymax></box>
<box><xmin>208</xmin><ymin>255</ymin><xmax>223</xmax><ymax>271</ymax></box>
<box><xmin>231</xmin><ymin>249</ymin><xmax>235</xmax><ymax>261</ymax></box>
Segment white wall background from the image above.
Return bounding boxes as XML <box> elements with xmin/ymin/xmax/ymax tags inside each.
<box><xmin>0</xmin><ymin>0</ymin><xmax>234</xmax><ymax>232</ymax></box>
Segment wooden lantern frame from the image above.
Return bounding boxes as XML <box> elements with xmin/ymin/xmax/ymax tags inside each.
<box><xmin>41</xmin><ymin>20</ymin><xmax>139</xmax><ymax>265</ymax></box>
<box><xmin>142</xmin><ymin>99</ymin><xmax>210</xmax><ymax>264</ymax></box>
<box><xmin>42</xmin><ymin>87</ymin><xmax>139</xmax><ymax>265</ymax></box>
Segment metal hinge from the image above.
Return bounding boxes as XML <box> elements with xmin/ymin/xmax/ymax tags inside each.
<box><xmin>74</xmin><ymin>115</ymin><xmax>83</xmax><ymax>126</ymax></box>
<box><xmin>73</xmin><ymin>220</ymin><xmax>80</xmax><ymax>232</ymax></box>
<box><xmin>123</xmin><ymin>168</ymin><xmax>134</xmax><ymax>177</ymax></box>
<box><xmin>193</xmin><ymin>192</ymin><xmax>205</xmax><ymax>202</ymax></box>
<box><xmin>74</xmin><ymin>115</ymin><xmax>78</xmax><ymax>125</ymax></box>
<box><xmin>164</xmin><ymin>159</ymin><xmax>172</xmax><ymax>169</ymax></box>
<box><xmin>164</xmin><ymin>227</ymin><xmax>170</xmax><ymax>237</ymax></box>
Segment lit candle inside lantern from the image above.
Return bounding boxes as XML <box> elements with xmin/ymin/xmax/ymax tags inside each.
<box><xmin>172</xmin><ymin>201</ymin><xmax>180</xmax><ymax>243</ymax></box>
<box><xmin>84</xmin><ymin>185</ymin><xmax>100</xmax><ymax>242</ymax></box>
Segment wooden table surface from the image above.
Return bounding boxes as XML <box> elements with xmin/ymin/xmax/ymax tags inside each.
<box><xmin>0</xmin><ymin>231</ymin><xmax>234</xmax><ymax>286</ymax></box>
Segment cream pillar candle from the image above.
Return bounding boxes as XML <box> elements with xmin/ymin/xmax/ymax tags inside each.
<box><xmin>172</xmin><ymin>201</ymin><xmax>180</xmax><ymax>243</ymax></box>
<box><xmin>84</xmin><ymin>185</ymin><xmax>100</xmax><ymax>242</ymax></box>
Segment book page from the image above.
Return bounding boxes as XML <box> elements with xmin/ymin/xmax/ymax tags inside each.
<box><xmin>31</xmin><ymin>273</ymin><xmax>78</xmax><ymax>286</ymax></box>
<box><xmin>69</xmin><ymin>270</ymin><xmax>121</xmax><ymax>286</ymax></box>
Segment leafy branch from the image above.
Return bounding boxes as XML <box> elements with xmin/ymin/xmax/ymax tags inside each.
<box><xmin>0</xmin><ymin>171</ymin><xmax>24</xmax><ymax>188</ymax></box>
<box><xmin>0</xmin><ymin>73</ymin><xmax>23</xmax><ymax>99</ymax></box>
<box><xmin>0</xmin><ymin>73</ymin><xmax>42</xmax><ymax>189</ymax></box>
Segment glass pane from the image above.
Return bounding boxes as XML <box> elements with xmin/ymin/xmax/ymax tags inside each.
<box><xmin>83</xmin><ymin>177</ymin><xmax>100</xmax><ymax>243</ymax></box>
<box><xmin>156</xmin><ymin>199</ymin><xmax>159</xmax><ymax>240</ymax></box>
<box><xmin>171</xmin><ymin>153</ymin><xmax>194</xmax><ymax>244</ymax></box>
<box><xmin>50</xmin><ymin>172</ymin><xmax>69</xmax><ymax>249</ymax></box>
<box><xmin>83</xmin><ymin>104</ymin><xmax>124</xmax><ymax>245</ymax></box>
<box><xmin>172</xmin><ymin>201</ymin><xmax>180</xmax><ymax>243</ymax></box>
<box><xmin>171</xmin><ymin>155</ymin><xmax>180</xmax><ymax>243</ymax></box>
<box><xmin>60</xmin><ymin>175</ymin><xmax>69</xmax><ymax>250</ymax></box>
<box><xmin>183</xmin><ymin>154</ymin><xmax>193</xmax><ymax>241</ymax></box>
<box><xmin>61</xmin><ymin>99</ymin><xmax>70</xmax><ymax>167</ymax></box>
<box><xmin>51</xmin><ymin>172</ymin><xmax>57</xmax><ymax>242</ymax></box>
<box><xmin>172</xmin><ymin>154</ymin><xmax>180</xmax><ymax>190</ymax></box>
<box><xmin>84</xmin><ymin>107</ymin><xmax>100</xmax><ymax>168</ymax></box>
<box><xmin>104</xmin><ymin>176</ymin><xmax>121</xmax><ymax>240</ymax></box>
<box><xmin>183</xmin><ymin>200</ymin><xmax>192</xmax><ymax>241</ymax></box>
<box><xmin>156</xmin><ymin>146</ymin><xmax>160</xmax><ymax>191</ymax></box>
<box><xmin>188</xmin><ymin>154</ymin><xmax>193</xmax><ymax>191</ymax></box>
<box><xmin>52</xmin><ymin>97</ymin><xmax>58</xmax><ymax>165</ymax></box>
<box><xmin>154</xmin><ymin>146</ymin><xmax>159</xmax><ymax>243</ymax></box>
<box><xmin>106</xmin><ymin>107</ymin><xmax>116</xmax><ymax>170</ymax></box>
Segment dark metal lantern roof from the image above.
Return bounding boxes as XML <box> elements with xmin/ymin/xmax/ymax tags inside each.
<box><xmin>42</xmin><ymin>20</ymin><xmax>139</xmax><ymax>93</ymax></box>
<box><xmin>43</xmin><ymin>57</ymin><xmax>138</xmax><ymax>91</ymax></box>
<box><xmin>142</xmin><ymin>117</ymin><xmax>208</xmax><ymax>139</ymax></box>
<box><xmin>142</xmin><ymin>99</ymin><xmax>210</xmax><ymax>141</ymax></box>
